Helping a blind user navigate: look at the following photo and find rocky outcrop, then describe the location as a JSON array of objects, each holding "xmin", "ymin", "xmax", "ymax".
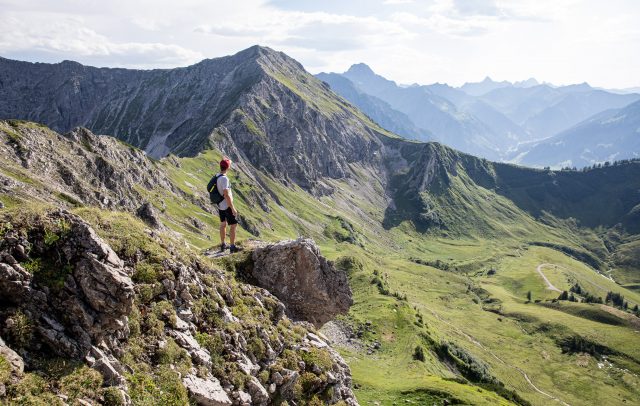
[
  {"xmin": 183, "ymin": 375, "xmax": 232, "ymax": 406},
  {"xmin": 0, "ymin": 210, "xmax": 133, "ymax": 376},
  {"xmin": 0, "ymin": 207, "xmax": 358, "ymax": 405},
  {"xmin": 136, "ymin": 201, "xmax": 164, "ymax": 230},
  {"xmin": 250, "ymin": 239, "xmax": 353, "ymax": 326},
  {"xmin": 0, "ymin": 121, "xmax": 184, "ymax": 212}
]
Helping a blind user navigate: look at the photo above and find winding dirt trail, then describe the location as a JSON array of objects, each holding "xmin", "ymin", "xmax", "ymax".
[
  {"xmin": 425, "ymin": 308, "xmax": 571, "ymax": 405},
  {"xmin": 536, "ymin": 263, "xmax": 562, "ymax": 292}
]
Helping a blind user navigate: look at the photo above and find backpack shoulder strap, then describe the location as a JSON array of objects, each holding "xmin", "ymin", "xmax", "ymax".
[{"xmin": 208, "ymin": 174, "xmax": 221, "ymax": 193}]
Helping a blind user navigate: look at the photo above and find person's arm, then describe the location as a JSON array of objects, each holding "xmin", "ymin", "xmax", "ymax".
[{"xmin": 224, "ymin": 189, "xmax": 237, "ymax": 216}]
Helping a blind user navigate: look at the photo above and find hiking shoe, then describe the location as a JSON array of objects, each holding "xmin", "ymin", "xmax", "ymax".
[
  {"xmin": 220, "ymin": 242, "xmax": 228, "ymax": 252},
  {"xmin": 230, "ymin": 244, "xmax": 243, "ymax": 253}
]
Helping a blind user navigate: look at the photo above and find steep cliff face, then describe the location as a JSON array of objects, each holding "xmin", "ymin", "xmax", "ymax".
[
  {"xmin": 0, "ymin": 49, "xmax": 263, "ymax": 159},
  {"xmin": 0, "ymin": 47, "xmax": 389, "ymax": 196}
]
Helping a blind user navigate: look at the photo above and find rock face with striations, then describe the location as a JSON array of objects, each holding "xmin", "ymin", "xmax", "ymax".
[
  {"xmin": 0, "ymin": 46, "xmax": 386, "ymax": 195},
  {"xmin": 250, "ymin": 239, "xmax": 353, "ymax": 326},
  {"xmin": 0, "ymin": 210, "xmax": 134, "ymax": 360}
]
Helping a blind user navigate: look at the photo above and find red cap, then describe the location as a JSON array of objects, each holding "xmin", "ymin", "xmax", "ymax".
[{"xmin": 220, "ymin": 157, "xmax": 232, "ymax": 171}]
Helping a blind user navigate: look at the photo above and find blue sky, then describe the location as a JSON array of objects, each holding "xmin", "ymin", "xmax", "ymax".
[{"xmin": 0, "ymin": 0, "xmax": 638, "ymax": 88}]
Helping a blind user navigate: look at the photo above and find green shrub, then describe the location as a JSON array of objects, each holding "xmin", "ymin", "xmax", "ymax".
[
  {"xmin": 300, "ymin": 348, "xmax": 333, "ymax": 372},
  {"xmin": 155, "ymin": 338, "xmax": 192, "ymax": 373},
  {"xmin": 132, "ymin": 261, "xmax": 159, "ymax": 283},
  {"xmin": 22, "ymin": 258, "xmax": 42, "ymax": 274},
  {"xmin": 143, "ymin": 311, "xmax": 165, "ymax": 337},
  {"xmin": 300, "ymin": 372, "xmax": 322, "ymax": 393},
  {"xmin": 59, "ymin": 365, "xmax": 103, "ymax": 401},
  {"xmin": 103, "ymin": 386, "xmax": 126, "ymax": 406},
  {"xmin": 6, "ymin": 310, "xmax": 33, "ymax": 348},
  {"xmin": 334, "ymin": 255, "xmax": 363, "ymax": 274},
  {"xmin": 9, "ymin": 372, "xmax": 48, "ymax": 398},
  {"xmin": 0, "ymin": 355, "xmax": 11, "ymax": 384},
  {"xmin": 127, "ymin": 366, "xmax": 189, "ymax": 406},
  {"xmin": 152, "ymin": 301, "xmax": 178, "ymax": 328}
]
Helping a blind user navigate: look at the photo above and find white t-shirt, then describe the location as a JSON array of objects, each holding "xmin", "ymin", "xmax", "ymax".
[{"xmin": 216, "ymin": 174, "xmax": 231, "ymax": 210}]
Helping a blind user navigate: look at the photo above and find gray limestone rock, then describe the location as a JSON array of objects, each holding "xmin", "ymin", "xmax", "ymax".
[
  {"xmin": 250, "ymin": 239, "xmax": 353, "ymax": 326},
  {"xmin": 183, "ymin": 375, "xmax": 232, "ymax": 406}
]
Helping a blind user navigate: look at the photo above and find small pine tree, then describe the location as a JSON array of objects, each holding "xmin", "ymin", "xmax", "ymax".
[
  {"xmin": 527, "ymin": 291, "xmax": 532, "ymax": 302},
  {"xmin": 558, "ymin": 291, "xmax": 569, "ymax": 301},
  {"xmin": 413, "ymin": 345, "xmax": 426, "ymax": 362}
]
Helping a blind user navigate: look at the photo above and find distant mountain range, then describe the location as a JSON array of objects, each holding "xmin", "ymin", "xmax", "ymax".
[
  {"xmin": 514, "ymin": 99, "xmax": 640, "ymax": 168},
  {"xmin": 317, "ymin": 66, "xmax": 640, "ymax": 168}
]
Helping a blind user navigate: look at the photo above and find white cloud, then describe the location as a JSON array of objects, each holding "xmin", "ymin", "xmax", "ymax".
[
  {"xmin": 0, "ymin": 12, "xmax": 203, "ymax": 67},
  {"xmin": 383, "ymin": 0, "xmax": 415, "ymax": 5},
  {"xmin": 0, "ymin": 0, "xmax": 637, "ymax": 88}
]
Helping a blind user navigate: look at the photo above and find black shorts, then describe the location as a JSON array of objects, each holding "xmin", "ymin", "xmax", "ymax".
[{"xmin": 218, "ymin": 208, "xmax": 238, "ymax": 225}]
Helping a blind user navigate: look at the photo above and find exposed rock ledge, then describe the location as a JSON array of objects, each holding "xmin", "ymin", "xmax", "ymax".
[
  {"xmin": 248, "ymin": 239, "xmax": 353, "ymax": 327},
  {"xmin": 0, "ymin": 211, "xmax": 358, "ymax": 405}
]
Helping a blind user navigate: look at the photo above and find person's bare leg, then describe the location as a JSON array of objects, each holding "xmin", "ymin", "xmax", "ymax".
[
  {"xmin": 230, "ymin": 224, "xmax": 237, "ymax": 246},
  {"xmin": 219, "ymin": 221, "xmax": 227, "ymax": 245}
]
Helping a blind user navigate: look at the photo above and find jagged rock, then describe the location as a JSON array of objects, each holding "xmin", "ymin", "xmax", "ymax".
[
  {"xmin": 278, "ymin": 369, "xmax": 299, "ymax": 399},
  {"xmin": 0, "ymin": 336, "xmax": 23, "ymax": 375},
  {"xmin": 183, "ymin": 375, "xmax": 232, "ymax": 406},
  {"xmin": 250, "ymin": 239, "xmax": 353, "ymax": 326},
  {"xmin": 136, "ymin": 202, "xmax": 164, "ymax": 230},
  {"xmin": 236, "ymin": 390, "xmax": 251, "ymax": 405},
  {"xmin": 191, "ymin": 217, "xmax": 206, "ymax": 230},
  {"xmin": 169, "ymin": 330, "xmax": 212, "ymax": 367},
  {"xmin": 85, "ymin": 346, "xmax": 126, "ymax": 386},
  {"xmin": 271, "ymin": 371, "xmax": 283, "ymax": 386},
  {"xmin": 246, "ymin": 377, "xmax": 268, "ymax": 406},
  {"xmin": 0, "ymin": 210, "xmax": 134, "ymax": 359}
]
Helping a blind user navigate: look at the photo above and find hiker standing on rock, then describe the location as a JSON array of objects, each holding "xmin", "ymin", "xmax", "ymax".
[{"xmin": 208, "ymin": 157, "xmax": 242, "ymax": 253}]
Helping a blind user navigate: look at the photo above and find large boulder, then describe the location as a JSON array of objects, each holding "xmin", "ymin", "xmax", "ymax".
[{"xmin": 250, "ymin": 239, "xmax": 352, "ymax": 326}]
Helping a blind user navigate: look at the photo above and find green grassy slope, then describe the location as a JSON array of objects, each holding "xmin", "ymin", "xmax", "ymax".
[
  {"xmin": 154, "ymin": 144, "xmax": 640, "ymax": 405},
  {"xmin": 3, "ymin": 118, "xmax": 640, "ymax": 405}
]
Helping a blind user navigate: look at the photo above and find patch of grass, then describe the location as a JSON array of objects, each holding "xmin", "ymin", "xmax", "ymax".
[
  {"xmin": 0, "ymin": 355, "xmax": 11, "ymax": 384},
  {"xmin": 59, "ymin": 365, "xmax": 103, "ymax": 402},
  {"xmin": 127, "ymin": 366, "xmax": 189, "ymax": 406}
]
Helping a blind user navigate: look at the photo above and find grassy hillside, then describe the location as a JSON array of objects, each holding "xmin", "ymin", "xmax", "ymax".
[
  {"xmin": 153, "ymin": 147, "xmax": 640, "ymax": 405},
  {"xmin": 2, "ymin": 120, "xmax": 640, "ymax": 405}
]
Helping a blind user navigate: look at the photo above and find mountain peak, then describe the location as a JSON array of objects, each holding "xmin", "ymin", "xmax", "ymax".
[
  {"xmin": 346, "ymin": 63, "xmax": 376, "ymax": 76},
  {"xmin": 513, "ymin": 77, "xmax": 539, "ymax": 88}
]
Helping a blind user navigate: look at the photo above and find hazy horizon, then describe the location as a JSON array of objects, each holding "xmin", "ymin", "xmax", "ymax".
[{"xmin": 1, "ymin": 0, "xmax": 639, "ymax": 89}]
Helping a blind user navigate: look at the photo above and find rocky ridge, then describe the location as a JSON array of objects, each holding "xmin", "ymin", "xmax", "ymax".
[
  {"xmin": 0, "ymin": 47, "xmax": 389, "ymax": 196},
  {"xmin": 0, "ymin": 208, "xmax": 357, "ymax": 405}
]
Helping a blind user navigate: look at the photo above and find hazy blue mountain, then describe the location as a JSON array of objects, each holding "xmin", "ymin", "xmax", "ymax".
[
  {"xmin": 459, "ymin": 76, "xmax": 512, "ymax": 96},
  {"xmin": 480, "ymin": 83, "xmax": 640, "ymax": 140},
  {"xmin": 459, "ymin": 77, "xmax": 539, "ymax": 97},
  {"xmin": 513, "ymin": 78, "xmax": 540, "ymax": 88},
  {"xmin": 480, "ymin": 84, "xmax": 562, "ymax": 125},
  {"xmin": 523, "ymin": 87, "xmax": 640, "ymax": 138},
  {"xmin": 316, "ymin": 72, "xmax": 431, "ymax": 141},
  {"xmin": 515, "ymin": 100, "xmax": 640, "ymax": 168},
  {"xmin": 341, "ymin": 64, "xmax": 507, "ymax": 159},
  {"xmin": 425, "ymin": 83, "xmax": 529, "ymax": 145}
]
